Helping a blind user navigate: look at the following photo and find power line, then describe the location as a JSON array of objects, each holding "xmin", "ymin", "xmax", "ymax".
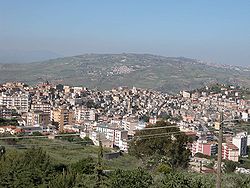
[
  {"xmin": 215, "ymin": 114, "xmax": 250, "ymax": 188},
  {"xmin": 0, "ymin": 133, "xmax": 80, "ymax": 140},
  {"xmin": 232, "ymin": 123, "xmax": 250, "ymax": 126},
  {"xmin": 135, "ymin": 133, "xmax": 184, "ymax": 140},
  {"xmin": 222, "ymin": 117, "xmax": 250, "ymax": 123},
  {"xmin": 133, "ymin": 131, "xmax": 183, "ymax": 139},
  {"xmin": 0, "ymin": 135, "xmax": 47, "ymax": 140},
  {"xmin": 0, "ymin": 140, "xmax": 92, "ymax": 145},
  {"xmin": 96, "ymin": 133, "xmax": 103, "ymax": 188},
  {"xmin": 133, "ymin": 125, "xmax": 178, "ymax": 131},
  {"xmin": 0, "ymin": 141, "xmax": 93, "ymax": 148},
  {"xmin": 216, "ymin": 112, "xmax": 223, "ymax": 188}
]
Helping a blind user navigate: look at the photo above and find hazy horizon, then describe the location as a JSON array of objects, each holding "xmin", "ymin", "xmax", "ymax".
[{"xmin": 1, "ymin": 1, "xmax": 250, "ymax": 66}]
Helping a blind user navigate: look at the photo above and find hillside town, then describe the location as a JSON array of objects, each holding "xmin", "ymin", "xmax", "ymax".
[{"xmin": 0, "ymin": 82, "xmax": 250, "ymax": 169}]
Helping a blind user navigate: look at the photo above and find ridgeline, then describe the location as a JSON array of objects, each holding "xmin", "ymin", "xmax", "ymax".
[{"xmin": 1, "ymin": 53, "xmax": 250, "ymax": 93}]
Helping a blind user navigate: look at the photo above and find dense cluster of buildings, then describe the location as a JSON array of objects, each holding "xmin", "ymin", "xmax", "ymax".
[
  {"xmin": 0, "ymin": 82, "xmax": 250, "ymax": 160},
  {"xmin": 179, "ymin": 87, "xmax": 250, "ymax": 162}
]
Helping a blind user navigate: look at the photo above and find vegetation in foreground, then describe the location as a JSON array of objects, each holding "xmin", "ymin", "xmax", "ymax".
[
  {"xmin": 1, "ymin": 146, "xmax": 250, "ymax": 188},
  {"xmin": 0, "ymin": 126, "xmax": 250, "ymax": 188}
]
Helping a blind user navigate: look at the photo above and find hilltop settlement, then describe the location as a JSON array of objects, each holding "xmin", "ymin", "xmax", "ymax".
[{"xmin": 1, "ymin": 81, "xmax": 250, "ymax": 173}]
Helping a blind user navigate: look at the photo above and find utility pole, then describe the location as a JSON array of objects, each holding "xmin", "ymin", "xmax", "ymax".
[
  {"xmin": 95, "ymin": 133, "xmax": 103, "ymax": 188},
  {"xmin": 216, "ymin": 112, "xmax": 223, "ymax": 188}
]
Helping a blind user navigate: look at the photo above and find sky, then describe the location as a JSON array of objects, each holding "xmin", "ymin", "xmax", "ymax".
[{"xmin": 0, "ymin": 0, "xmax": 250, "ymax": 66}]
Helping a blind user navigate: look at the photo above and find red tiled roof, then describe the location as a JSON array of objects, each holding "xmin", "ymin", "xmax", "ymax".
[
  {"xmin": 1, "ymin": 125, "xmax": 16, "ymax": 129},
  {"xmin": 184, "ymin": 131, "xmax": 196, "ymax": 136}
]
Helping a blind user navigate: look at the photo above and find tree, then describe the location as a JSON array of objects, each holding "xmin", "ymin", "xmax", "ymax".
[
  {"xmin": 71, "ymin": 157, "xmax": 95, "ymax": 174},
  {"xmin": 223, "ymin": 160, "xmax": 237, "ymax": 173},
  {"xmin": 48, "ymin": 171, "xmax": 77, "ymax": 188},
  {"xmin": 168, "ymin": 134, "xmax": 191, "ymax": 169},
  {"xmin": 158, "ymin": 172, "xmax": 214, "ymax": 188},
  {"xmin": 129, "ymin": 121, "xmax": 178, "ymax": 157},
  {"xmin": 139, "ymin": 115, "xmax": 149, "ymax": 122},
  {"xmin": 108, "ymin": 168, "xmax": 153, "ymax": 188},
  {"xmin": 0, "ymin": 147, "xmax": 58, "ymax": 187},
  {"xmin": 156, "ymin": 163, "xmax": 172, "ymax": 174},
  {"xmin": 222, "ymin": 173, "xmax": 250, "ymax": 188},
  {"xmin": 129, "ymin": 121, "xmax": 191, "ymax": 169},
  {"xmin": 160, "ymin": 172, "xmax": 192, "ymax": 188}
]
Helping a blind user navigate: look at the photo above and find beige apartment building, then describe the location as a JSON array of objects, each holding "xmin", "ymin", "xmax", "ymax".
[
  {"xmin": 52, "ymin": 107, "xmax": 74, "ymax": 132},
  {"xmin": 22, "ymin": 110, "xmax": 50, "ymax": 126}
]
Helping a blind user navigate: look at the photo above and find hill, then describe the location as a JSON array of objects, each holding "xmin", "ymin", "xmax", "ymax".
[{"xmin": 0, "ymin": 53, "xmax": 250, "ymax": 93}]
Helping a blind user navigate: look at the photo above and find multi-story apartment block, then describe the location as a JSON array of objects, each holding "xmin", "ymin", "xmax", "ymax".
[
  {"xmin": 222, "ymin": 143, "xmax": 239, "ymax": 162},
  {"xmin": 75, "ymin": 107, "xmax": 97, "ymax": 123},
  {"xmin": 31, "ymin": 102, "xmax": 51, "ymax": 114},
  {"xmin": 232, "ymin": 132, "xmax": 248, "ymax": 156},
  {"xmin": 0, "ymin": 93, "xmax": 29, "ymax": 113},
  {"xmin": 122, "ymin": 116, "xmax": 138, "ymax": 135},
  {"xmin": 22, "ymin": 110, "xmax": 50, "ymax": 126},
  {"xmin": 52, "ymin": 107, "xmax": 74, "ymax": 132},
  {"xmin": 95, "ymin": 123, "xmax": 128, "ymax": 151},
  {"xmin": 192, "ymin": 140, "xmax": 218, "ymax": 156}
]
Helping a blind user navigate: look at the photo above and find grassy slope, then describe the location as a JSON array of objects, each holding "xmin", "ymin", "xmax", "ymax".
[{"xmin": 0, "ymin": 138, "xmax": 142, "ymax": 169}]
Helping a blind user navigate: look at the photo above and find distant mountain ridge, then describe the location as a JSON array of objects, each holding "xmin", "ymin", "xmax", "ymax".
[{"xmin": 0, "ymin": 53, "xmax": 250, "ymax": 93}]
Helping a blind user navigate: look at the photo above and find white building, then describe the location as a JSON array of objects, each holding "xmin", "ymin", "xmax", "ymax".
[
  {"xmin": 0, "ymin": 93, "xmax": 29, "ymax": 113},
  {"xmin": 232, "ymin": 132, "xmax": 248, "ymax": 156},
  {"xmin": 135, "ymin": 120, "xmax": 146, "ymax": 130},
  {"xmin": 241, "ymin": 112, "xmax": 249, "ymax": 122},
  {"xmin": 248, "ymin": 135, "xmax": 250, "ymax": 146},
  {"xmin": 95, "ymin": 123, "xmax": 128, "ymax": 152},
  {"xmin": 122, "ymin": 116, "xmax": 138, "ymax": 135},
  {"xmin": 31, "ymin": 102, "xmax": 51, "ymax": 113},
  {"xmin": 181, "ymin": 91, "xmax": 191, "ymax": 98},
  {"xmin": 75, "ymin": 107, "xmax": 96, "ymax": 123}
]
